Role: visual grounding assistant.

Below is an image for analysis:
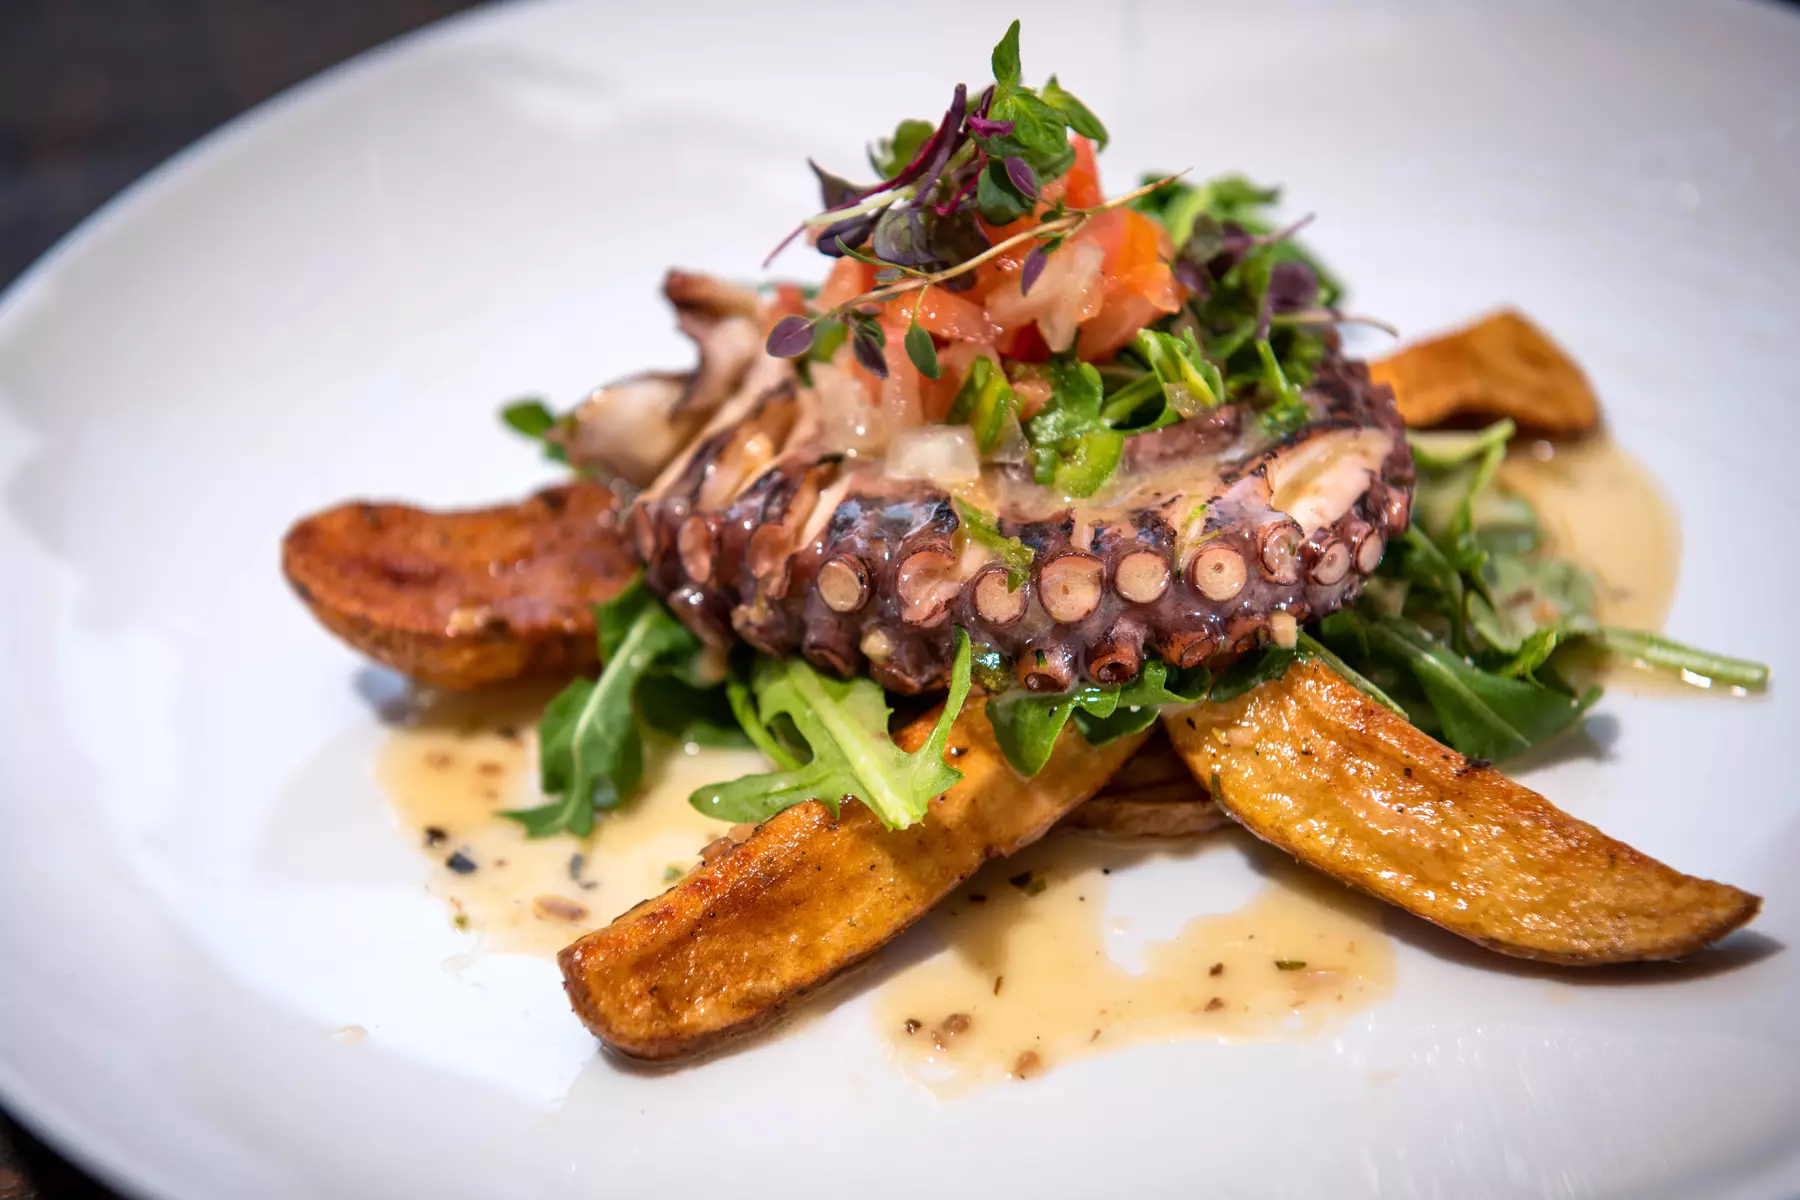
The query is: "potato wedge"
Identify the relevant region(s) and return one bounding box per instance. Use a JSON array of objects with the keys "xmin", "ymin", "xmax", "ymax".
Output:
[
  {"xmin": 1370, "ymin": 309, "xmax": 1600, "ymax": 436},
  {"xmin": 282, "ymin": 482, "xmax": 634, "ymax": 690},
  {"xmin": 1063, "ymin": 728, "xmax": 1227, "ymax": 838},
  {"xmin": 559, "ymin": 710, "xmax": 1148, "ymax": 1060},
  {"xmin": 1163, "ymin": 661, "xmax": 1758, "ymax": 963}
]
